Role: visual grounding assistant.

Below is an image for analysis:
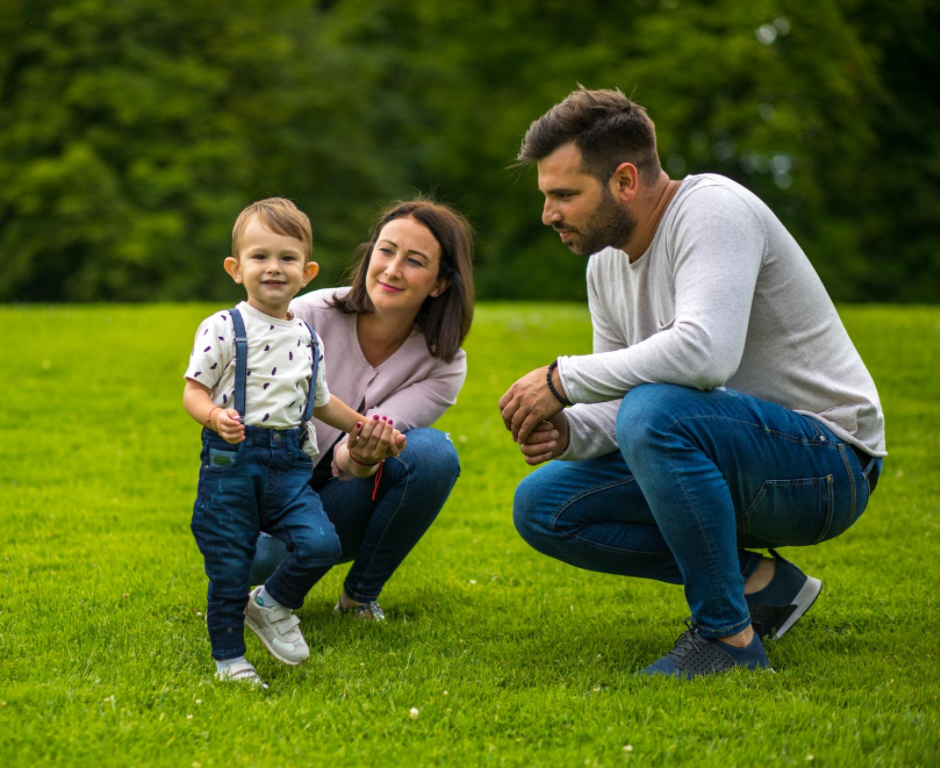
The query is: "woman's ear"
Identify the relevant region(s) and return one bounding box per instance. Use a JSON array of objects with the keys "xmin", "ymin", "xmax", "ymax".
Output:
[{"xmin": 430, "ymin": 278, "xmax": 450, "ymax": 298}]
